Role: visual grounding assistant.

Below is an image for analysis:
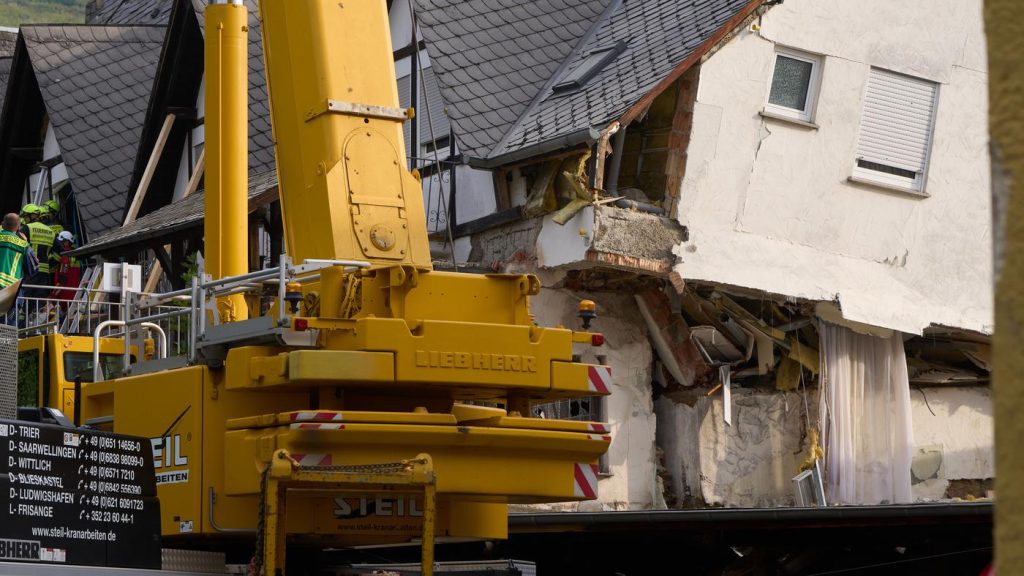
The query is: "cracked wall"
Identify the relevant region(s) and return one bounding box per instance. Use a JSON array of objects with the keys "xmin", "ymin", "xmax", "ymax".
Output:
[
  {"xmin": 657, "ymin": 390, "xmax": 812, "ymax": 508},
  {"xmin": 656, "ymin": 385, "xmax": 993, "ymax": 508},
  {"xmin": 675, "ymin": 0, "xmax": 992, "ymax": 335}
]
